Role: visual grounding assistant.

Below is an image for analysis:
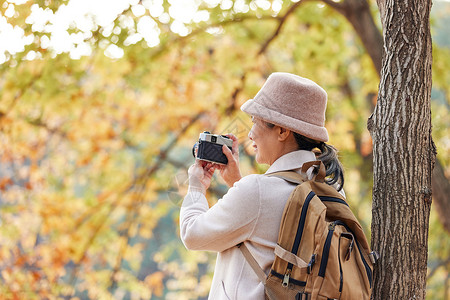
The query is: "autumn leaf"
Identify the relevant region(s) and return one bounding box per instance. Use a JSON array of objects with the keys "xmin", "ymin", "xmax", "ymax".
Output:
[{"xmin": 145, "ymin": 271, "xmax": 164, "ymax": 297}]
